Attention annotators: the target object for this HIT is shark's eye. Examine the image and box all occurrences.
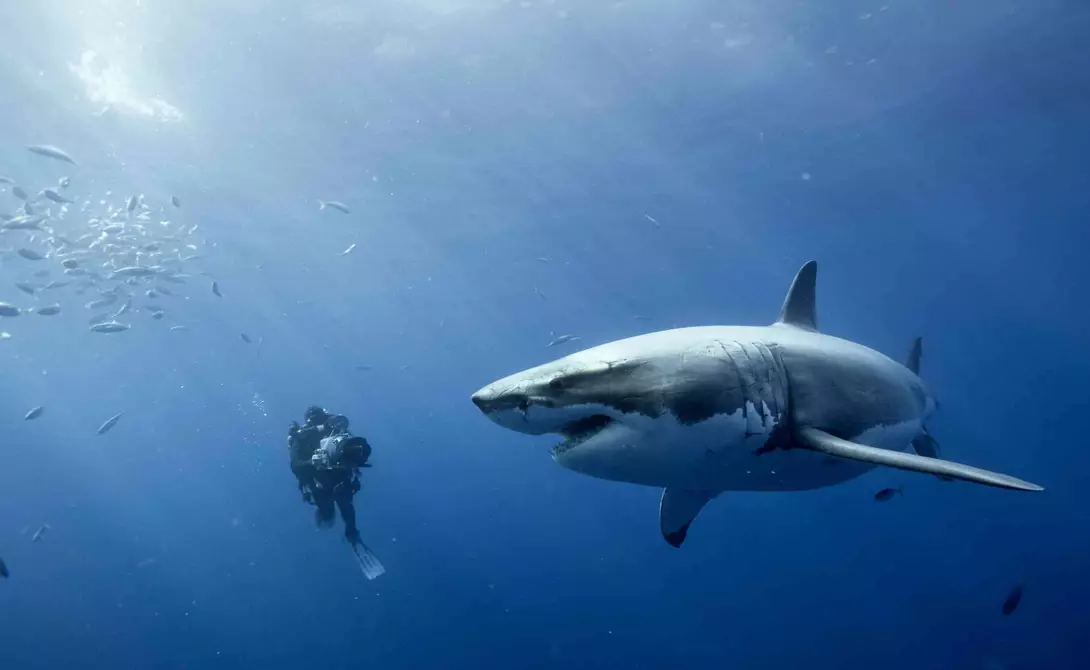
[548,378,566,391]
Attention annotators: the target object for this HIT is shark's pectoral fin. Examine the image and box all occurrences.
[659,488,718,548]
[796,427,1043,492]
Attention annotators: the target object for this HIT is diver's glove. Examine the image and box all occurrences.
[288,421,300,436]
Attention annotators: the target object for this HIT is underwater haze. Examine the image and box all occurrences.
[2,1,1089,668]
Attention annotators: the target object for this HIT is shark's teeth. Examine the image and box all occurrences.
[552,415,613,457]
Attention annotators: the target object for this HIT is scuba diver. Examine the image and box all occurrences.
[288,405,385,579]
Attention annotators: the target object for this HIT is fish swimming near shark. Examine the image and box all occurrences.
[27,144,77,166]
[471,261,1043,547]
[318,200,350,214]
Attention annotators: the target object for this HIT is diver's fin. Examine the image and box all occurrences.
[906,337,922,375]
[776,261,818,332]
[911,432,940,459]
[797,427,1043,492]
[659,488,718,548]
[350,541,386,580]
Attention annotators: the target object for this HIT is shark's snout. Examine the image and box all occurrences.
[470,384,527,415]
[470,388,490,412]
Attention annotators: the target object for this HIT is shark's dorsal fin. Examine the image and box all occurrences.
[906,337,922,374]
[796,427,1043,491]
[776,261,818,331]
[659,488,718,548]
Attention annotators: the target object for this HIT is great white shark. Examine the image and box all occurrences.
[471,261,1043,547]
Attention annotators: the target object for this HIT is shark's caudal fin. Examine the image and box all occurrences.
[906,337,923,375]
[796,427,1043,492]
[659,488,718,548]
[776,261,818,331]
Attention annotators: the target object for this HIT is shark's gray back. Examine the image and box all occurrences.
[559,323,932,442]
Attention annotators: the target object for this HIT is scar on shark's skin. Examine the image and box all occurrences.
[472,260,1043,548]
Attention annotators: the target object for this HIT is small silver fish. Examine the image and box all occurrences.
[211,281,222,297]
[0,556,8,578]
[1,216,45,231]
[62,259,80,269]
[110,266,158,278]
[547,334,582,347]
[11,186,28,200]
[31,524,50,542]
[0,303,22,317]
[27,144,77,165]
[40,188,73,204]
[15,282,36,295]
[319,200,350,214]
[89,321,130,333]
[58,176,71,188]
[240,333,252,343]
[17,248,44,261]
[0,176,14,185]
[171,195,181,208]
[36,305,61,316]
[86,295,119,310]
[340,243,357,255]
[127,195,138,213]
[24,406,44,420]
[96,412,124,434]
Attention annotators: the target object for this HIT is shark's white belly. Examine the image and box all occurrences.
[557,408,924,492]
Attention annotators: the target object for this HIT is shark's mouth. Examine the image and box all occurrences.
[551,414,614,457]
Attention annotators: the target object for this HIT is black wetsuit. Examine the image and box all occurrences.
[288,414,363,544]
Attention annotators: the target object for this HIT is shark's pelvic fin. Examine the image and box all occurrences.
[911,432,939,458]
[659,488,718,548]
[776,261,818,332]
[796,427,1043,492]
[906,337,923,375]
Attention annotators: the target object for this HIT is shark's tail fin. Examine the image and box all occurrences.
[906,337,922,375]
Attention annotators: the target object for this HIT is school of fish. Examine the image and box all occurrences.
[1,146,206,337]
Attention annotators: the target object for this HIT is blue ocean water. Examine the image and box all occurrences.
[2,1,1088,668]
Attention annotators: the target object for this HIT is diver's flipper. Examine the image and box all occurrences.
[659,488,718,548]
[350,541,386,580]
[797,427,1043,492]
